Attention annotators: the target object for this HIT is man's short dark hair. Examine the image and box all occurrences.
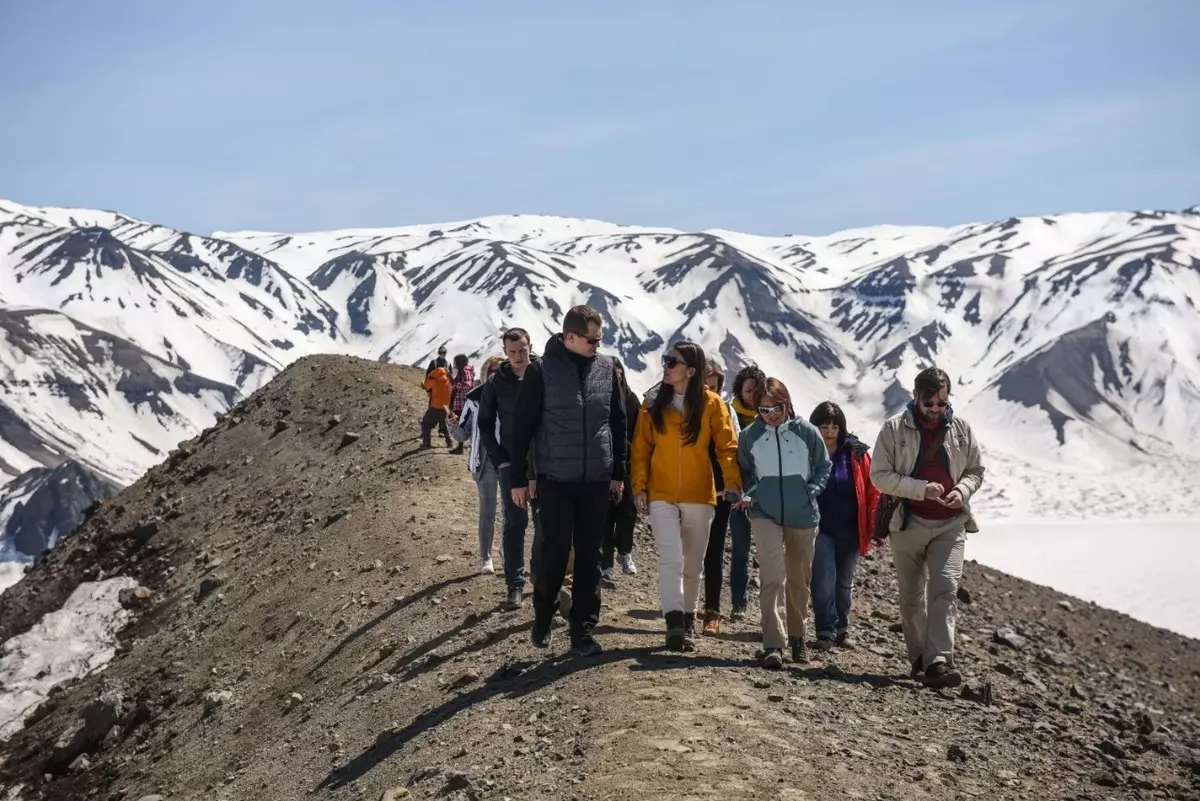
[563,305,602,334]
[914,367,952,399]
[502,327,530,345]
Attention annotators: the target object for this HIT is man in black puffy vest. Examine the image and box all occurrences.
[509,305,628,656]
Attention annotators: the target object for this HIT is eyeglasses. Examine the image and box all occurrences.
[568,331,602,346]
[758,404,785,416]
[662,354,683,369]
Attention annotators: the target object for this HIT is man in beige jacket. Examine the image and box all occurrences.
[870,367,985,689]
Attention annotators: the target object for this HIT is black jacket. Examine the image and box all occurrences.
[509,335,627,487]
[620,386,640,471]
[477,357,538,479]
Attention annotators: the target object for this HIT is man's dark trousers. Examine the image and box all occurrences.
[532,478,610,642]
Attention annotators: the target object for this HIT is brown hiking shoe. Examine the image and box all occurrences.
[702,610,721,637]
[922,661,963,689]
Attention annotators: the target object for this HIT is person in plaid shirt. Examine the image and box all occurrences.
[449,354,476,453]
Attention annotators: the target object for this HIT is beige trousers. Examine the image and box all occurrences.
[891,513,967,667]
[751,518,816,649]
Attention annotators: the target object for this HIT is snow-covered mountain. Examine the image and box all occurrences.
[2,197,1199,533]
[0,460,118,562]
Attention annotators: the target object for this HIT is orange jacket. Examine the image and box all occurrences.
[423,367,452,409]
[632,388,741,505]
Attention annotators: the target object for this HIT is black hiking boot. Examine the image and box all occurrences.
[814,637,834,652]
[910,657,924,678]
[922,661,963,689]
[790,637,808,664]
[665,610,686,651]
[729,605,747,622]
[835,631,852,648]
[569,635,603,658]
[761,648,784,670]
[681,613,697,652]
[501,585,524,611]
[530,618,552,649]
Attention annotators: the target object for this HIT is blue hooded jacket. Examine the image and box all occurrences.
[737,415,832,529]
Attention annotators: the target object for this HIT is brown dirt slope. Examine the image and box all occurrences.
[1,354,1198,801]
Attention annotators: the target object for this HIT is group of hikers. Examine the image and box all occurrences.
[421,305,985,690]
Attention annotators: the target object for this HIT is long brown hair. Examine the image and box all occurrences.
[761,377,795,419]
[650,341,706,446]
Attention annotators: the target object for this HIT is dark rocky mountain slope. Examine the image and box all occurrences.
[0,356,1197,801]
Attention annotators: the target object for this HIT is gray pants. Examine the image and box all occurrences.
[891,513,967,668]
[474,459,500,560]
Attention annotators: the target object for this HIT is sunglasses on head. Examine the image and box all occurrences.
[662,354,684,369]
[569,331,602,346]
[758,403,785,416]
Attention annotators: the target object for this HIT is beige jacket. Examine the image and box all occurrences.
[869,407,985,533]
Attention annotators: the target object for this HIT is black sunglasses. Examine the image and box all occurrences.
[568,330,602,346]
[662,354,684,369]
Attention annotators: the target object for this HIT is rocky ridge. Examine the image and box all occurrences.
[0,355,1196,800]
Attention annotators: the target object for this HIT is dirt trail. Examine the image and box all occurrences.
[1,355,1197,801]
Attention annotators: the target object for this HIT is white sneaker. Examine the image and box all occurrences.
[479,557,495,574]
[619,553,637,575]
[601,567,614,581]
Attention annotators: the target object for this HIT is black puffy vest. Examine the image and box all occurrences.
[536,337,615,483]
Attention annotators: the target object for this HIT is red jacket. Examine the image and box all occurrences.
[849,444,881,556]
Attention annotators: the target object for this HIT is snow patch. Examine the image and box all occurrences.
[968,519,1200,639]
[0,561,28,597]
[0,576,138,741]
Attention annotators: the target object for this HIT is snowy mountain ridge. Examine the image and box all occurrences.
[2,197,1199,530]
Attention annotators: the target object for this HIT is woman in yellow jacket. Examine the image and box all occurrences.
[632,341,741,652]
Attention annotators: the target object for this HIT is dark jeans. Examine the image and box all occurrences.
[728,507,753,610]
[531,479,609,643]
[420,408,450,446]
[702,497,733,611]
[497,466,539,588]
[602,477,636,569]
[811,529,860,639]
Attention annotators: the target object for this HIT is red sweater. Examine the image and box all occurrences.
[908,414,958,521]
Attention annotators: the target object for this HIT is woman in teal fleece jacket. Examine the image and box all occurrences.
[735,378,832,669]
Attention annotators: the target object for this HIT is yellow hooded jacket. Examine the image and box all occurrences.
[632,387,741,505]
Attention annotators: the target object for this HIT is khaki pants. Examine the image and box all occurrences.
[649,501,714,615]
[891,513,967,667]
[751,518,816,649]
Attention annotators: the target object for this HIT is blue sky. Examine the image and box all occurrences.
[1,0,1197,236]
